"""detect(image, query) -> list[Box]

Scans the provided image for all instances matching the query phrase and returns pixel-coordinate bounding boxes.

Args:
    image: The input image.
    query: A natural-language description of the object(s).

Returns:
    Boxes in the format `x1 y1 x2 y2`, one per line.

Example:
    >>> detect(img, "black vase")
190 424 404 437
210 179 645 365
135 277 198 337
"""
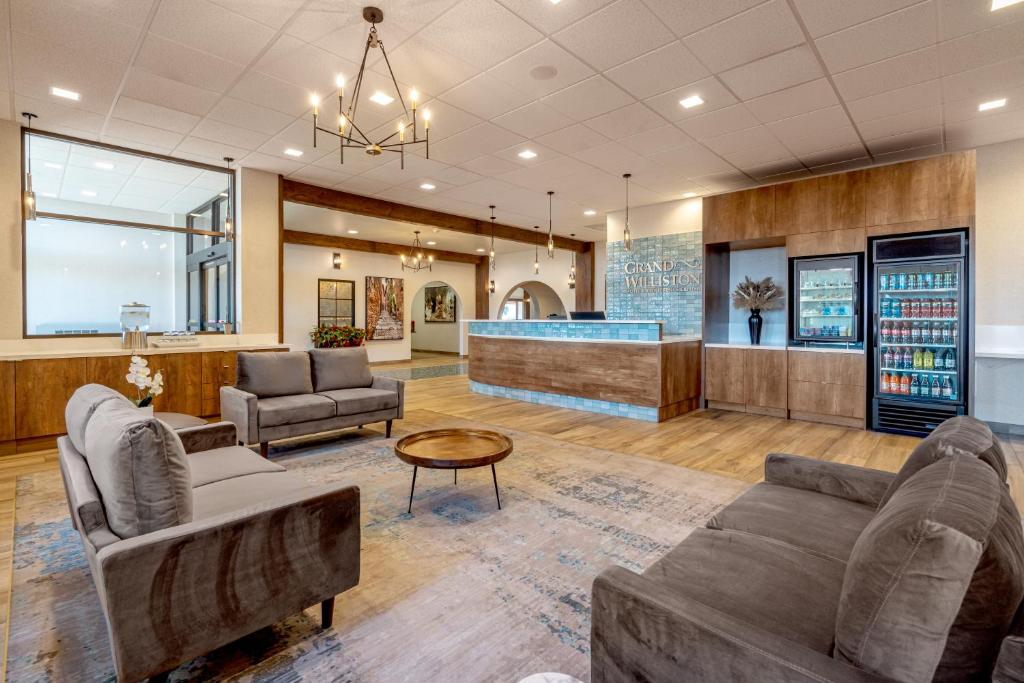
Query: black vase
748 309 763 345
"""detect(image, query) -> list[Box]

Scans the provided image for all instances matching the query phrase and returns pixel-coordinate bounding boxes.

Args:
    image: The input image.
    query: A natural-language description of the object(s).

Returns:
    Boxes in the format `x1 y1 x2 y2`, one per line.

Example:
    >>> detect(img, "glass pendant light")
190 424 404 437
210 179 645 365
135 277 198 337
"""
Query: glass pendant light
622 173 632 251
489 204 496 270
533 226 540 275
568 233 577 289
546 190 555 259
222 157 234 240
22 112 37 221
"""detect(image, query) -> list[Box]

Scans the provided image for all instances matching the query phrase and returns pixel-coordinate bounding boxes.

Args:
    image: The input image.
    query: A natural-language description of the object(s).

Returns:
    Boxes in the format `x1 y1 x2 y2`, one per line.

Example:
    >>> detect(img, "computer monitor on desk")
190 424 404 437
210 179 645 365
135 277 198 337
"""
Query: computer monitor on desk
569 311 607 321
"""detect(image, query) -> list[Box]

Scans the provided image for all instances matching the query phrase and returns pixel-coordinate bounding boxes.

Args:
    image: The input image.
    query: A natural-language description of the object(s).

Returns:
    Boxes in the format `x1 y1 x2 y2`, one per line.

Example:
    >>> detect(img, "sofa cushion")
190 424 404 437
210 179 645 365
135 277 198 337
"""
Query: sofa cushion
236 351 313 398
309 347 373 392
188 445 285 488
257 394 336 428
879 415 1007 508
83 401 193 539
644 527 847 654
835 451 1018 682
192 471 316 520
708 482 875 562
65 384 131 453
318 387 399 416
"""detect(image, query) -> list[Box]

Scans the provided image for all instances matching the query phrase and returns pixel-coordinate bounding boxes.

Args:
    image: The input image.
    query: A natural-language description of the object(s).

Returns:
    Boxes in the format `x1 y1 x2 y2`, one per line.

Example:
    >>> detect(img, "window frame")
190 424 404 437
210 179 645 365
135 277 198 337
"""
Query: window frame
20 128 237 338
317 278 356 328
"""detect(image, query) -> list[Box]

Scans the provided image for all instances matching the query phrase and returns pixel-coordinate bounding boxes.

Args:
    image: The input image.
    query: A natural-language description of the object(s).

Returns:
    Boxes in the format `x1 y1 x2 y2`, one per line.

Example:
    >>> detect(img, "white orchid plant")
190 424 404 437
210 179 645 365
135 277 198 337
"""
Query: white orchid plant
125 355 164 408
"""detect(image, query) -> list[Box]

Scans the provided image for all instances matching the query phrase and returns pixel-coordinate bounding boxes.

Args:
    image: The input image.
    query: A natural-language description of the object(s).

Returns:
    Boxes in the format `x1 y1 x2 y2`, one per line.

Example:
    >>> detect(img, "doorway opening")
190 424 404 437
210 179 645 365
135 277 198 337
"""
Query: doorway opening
498 281 567 320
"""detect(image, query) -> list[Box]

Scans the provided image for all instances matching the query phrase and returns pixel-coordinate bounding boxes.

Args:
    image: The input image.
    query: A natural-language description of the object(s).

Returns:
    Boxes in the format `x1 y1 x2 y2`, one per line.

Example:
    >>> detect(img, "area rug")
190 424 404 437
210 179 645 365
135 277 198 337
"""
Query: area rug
6 418 749 682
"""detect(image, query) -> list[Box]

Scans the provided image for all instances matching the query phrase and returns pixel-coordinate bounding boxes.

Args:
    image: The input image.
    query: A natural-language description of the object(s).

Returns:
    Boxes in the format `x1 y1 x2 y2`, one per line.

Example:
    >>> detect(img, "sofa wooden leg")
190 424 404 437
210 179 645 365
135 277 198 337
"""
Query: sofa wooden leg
259 441 269 458
148 671 171 683
321 596 335 629
386 419 393 438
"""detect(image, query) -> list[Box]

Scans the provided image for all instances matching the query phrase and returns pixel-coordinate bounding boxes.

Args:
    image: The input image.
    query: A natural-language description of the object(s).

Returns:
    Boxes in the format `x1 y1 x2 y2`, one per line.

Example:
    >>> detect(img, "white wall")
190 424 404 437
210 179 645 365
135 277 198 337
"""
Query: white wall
237 167 280 337
727 247 788 346
411 280 461 353
283 243 476 362
606 196 702 242
488 247 575 319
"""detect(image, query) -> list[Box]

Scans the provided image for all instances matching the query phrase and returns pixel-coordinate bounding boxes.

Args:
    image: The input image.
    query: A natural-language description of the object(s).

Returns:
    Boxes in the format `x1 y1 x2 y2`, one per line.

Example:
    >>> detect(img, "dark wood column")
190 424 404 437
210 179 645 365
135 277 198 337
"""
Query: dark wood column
475 260 490 319
575 242 596 311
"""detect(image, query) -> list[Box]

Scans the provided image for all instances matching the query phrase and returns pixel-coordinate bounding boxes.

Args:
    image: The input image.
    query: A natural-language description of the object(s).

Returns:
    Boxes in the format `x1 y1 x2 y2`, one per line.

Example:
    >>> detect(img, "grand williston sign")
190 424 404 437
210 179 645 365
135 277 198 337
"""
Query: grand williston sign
606 232 703 337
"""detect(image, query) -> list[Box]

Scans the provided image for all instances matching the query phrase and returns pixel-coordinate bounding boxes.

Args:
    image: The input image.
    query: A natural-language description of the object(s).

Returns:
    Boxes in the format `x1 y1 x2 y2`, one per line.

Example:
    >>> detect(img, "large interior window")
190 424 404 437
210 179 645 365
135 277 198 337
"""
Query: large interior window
22 131 234 336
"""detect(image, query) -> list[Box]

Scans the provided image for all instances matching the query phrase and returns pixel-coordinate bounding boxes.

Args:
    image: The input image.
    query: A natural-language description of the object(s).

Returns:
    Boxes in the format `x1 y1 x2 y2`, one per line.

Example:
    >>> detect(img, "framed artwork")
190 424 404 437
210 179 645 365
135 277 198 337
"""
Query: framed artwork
318 279 355 327
365 276 404 340
423 284 457 323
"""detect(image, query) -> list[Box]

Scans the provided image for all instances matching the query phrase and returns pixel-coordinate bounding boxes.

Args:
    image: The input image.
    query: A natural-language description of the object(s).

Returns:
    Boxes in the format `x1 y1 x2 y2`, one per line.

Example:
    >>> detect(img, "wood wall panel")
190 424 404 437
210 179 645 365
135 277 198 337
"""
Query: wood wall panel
789 381 866 419
703 186 776 243
660 341 703 406
0 363 14 441
468 336 662 406
475 261 490 319
774 179 822 235
704 347 746 404
575 243 595 312
15 358 87 439
745 349 787 410
865 152 975 226
788 351 865 386
821 170 867 231
786 228 866 258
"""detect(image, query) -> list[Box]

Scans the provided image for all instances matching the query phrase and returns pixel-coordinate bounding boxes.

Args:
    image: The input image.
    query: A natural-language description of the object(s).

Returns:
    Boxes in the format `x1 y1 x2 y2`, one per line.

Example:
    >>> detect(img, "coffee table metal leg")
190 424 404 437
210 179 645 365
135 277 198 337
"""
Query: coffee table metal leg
491 463 501 510
454 469 457 485
407 466 418 514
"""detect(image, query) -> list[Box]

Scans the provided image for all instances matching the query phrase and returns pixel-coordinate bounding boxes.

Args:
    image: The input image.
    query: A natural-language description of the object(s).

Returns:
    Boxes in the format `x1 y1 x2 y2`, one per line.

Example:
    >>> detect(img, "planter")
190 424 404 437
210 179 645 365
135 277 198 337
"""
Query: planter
747 309 763 345
137 405 154 416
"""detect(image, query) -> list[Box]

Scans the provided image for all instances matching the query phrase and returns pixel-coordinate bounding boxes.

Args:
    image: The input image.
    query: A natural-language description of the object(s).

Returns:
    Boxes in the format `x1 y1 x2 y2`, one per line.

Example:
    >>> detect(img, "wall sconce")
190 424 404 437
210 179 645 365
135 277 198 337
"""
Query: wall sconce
488 280 495 294
332 252 342 269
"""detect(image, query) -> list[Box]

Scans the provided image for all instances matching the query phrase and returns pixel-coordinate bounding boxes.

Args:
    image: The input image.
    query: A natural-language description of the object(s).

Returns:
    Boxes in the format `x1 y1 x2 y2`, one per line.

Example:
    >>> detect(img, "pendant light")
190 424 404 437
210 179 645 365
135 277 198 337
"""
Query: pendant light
488 204 496 270
22 112 37 221
622 172 632 251
401 230 433 272
222 157 234 241
568 233 577 289
533 226 540 275
546 190 555 259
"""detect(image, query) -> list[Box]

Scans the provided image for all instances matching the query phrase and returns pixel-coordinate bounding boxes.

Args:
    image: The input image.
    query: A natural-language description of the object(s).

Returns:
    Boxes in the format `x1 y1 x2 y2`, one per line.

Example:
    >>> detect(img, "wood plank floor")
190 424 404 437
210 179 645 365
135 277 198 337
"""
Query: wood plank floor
1 370 1022 679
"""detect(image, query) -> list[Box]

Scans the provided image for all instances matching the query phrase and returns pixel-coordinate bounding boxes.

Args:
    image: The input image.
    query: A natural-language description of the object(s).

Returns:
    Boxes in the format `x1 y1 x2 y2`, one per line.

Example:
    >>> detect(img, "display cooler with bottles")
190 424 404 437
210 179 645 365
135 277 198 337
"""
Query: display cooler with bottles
869 230 969 436
789 253 864 346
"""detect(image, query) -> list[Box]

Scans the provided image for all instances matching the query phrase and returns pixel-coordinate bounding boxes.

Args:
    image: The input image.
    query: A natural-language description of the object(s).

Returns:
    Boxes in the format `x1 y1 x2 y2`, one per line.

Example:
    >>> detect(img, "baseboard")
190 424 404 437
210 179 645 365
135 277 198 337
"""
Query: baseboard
986 420 1024 437
789 410 865 430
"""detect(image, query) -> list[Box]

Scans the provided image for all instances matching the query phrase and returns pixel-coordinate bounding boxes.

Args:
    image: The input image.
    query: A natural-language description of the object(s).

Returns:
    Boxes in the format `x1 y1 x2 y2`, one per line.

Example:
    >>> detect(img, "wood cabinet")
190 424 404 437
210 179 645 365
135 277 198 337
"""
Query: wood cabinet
86 353 202 416
786 228 866 258
15 358 87 439
704 346 746 404
704 346 787 416
746 349 788 412
775 171 867 236
0 362 14 442
865 151 974 227
788 350 866 428
201 351 238 417
703 186 776 243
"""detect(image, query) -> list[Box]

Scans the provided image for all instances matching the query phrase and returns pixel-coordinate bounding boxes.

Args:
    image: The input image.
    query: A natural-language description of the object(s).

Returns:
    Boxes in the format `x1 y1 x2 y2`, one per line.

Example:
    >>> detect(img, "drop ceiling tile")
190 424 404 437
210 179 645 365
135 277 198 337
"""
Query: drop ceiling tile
11 31 125 115
643 142 736 177
939 18 1024 76
459 154 522 176
312 19 403 67
814 2 937 74
694 170 752 192
499 156 597 191
440 72 534 120
11 0 146 65
940 56 1024 102
937 0 1024 40
118 176 187 199
104 119 185 150
745 158 805 179
703 125 783 157
554 0 675 71
209 0 304 29
262 119 339 156
946 115 1024 150
205 97 294 136
492 140 561 165
536 123 611 155
418 0 543 70
407 98 482 143
150 0 276 65
111 97 201 135
746 79 840 123
569 140 654 175
873 142 945 162
644 77 738 122
865 127 943 154
582 101 666 138
944 84 1024 124
229 71 313 117
13 94 107 135
255 35 359 95
371 35 479 98
846 79 941 123
808 157 874 174
426 122 526 165
621 124 694 157
791 0 923 38
643 0 766 38
857 105 942 139
359 154 451 183
718 138 793 167
768 105 853 141
488 39 594 98
719 45 823 100
677 104 761 140
495 0 618 34
683 0 804 73
781 125 863 156
798 143 869 168
135 34 244 93
433 164 485 186
286 4 379 45
238 151 306 175
604 41 710 100
541 76 634 121
177 136 252 162
135 157 203 184
493 101 575 138
191 118 271 150
123 69 221 117
831 46 939 101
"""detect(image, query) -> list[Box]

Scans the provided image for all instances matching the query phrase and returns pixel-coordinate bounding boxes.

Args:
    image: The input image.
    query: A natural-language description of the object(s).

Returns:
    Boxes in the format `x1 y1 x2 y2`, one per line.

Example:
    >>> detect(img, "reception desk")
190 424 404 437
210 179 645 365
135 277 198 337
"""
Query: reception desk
467 320 701 422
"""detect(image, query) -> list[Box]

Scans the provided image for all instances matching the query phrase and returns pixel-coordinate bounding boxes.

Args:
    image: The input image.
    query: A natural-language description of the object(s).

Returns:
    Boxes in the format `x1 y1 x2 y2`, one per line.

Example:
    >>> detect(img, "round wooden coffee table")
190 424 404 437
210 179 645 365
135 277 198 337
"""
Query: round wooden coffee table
394 428 513 513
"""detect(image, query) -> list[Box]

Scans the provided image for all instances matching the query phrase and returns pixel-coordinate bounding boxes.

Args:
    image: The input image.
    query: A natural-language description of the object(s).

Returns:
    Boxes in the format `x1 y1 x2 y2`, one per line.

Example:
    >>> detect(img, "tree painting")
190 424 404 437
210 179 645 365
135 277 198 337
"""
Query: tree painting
365 276 404 340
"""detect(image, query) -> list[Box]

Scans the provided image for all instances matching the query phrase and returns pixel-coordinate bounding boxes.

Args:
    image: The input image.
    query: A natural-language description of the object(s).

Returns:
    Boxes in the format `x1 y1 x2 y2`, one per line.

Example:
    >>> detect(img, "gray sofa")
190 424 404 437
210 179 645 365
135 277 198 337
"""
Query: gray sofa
220 348 404 457
592 416 1024 683
59 384 361 682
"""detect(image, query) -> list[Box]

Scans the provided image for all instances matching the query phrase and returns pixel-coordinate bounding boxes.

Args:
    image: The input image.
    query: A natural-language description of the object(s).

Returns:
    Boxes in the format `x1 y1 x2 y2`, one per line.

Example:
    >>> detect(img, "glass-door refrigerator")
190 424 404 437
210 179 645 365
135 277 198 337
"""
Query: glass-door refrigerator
869 230 969 436
790 254 864 346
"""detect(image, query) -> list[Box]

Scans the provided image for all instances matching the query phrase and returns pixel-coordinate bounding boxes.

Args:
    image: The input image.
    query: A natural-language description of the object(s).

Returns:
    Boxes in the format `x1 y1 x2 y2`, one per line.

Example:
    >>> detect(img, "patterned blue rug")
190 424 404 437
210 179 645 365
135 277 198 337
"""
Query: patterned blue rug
6 418 747 682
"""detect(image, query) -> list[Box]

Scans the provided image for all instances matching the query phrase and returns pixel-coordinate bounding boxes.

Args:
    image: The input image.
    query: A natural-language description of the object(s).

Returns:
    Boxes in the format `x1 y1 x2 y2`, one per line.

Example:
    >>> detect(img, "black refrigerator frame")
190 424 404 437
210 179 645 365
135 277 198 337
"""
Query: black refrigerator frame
789 252 865 346
867 229 969 436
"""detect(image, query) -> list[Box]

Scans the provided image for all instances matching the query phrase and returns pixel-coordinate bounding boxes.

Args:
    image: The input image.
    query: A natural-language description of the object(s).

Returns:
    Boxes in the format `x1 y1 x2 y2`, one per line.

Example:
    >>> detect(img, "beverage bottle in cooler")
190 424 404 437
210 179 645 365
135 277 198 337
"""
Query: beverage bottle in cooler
945 349 956 371
881 297 891 318
911 323 922 344
903 347 913 369
942 376 952 400
922 322 932 344
909 273 919 290
880 273 889 290
924 271 934 289
920 298 932 318
911 299 921 318
901 299 911 317
901 374 911 395
880 371 890 393
901 322 911 344
898 272 907 290
923 348 934 370
942 299 953 318
951 322 958 344
910 374 920 397
933 322 943 345
948 377 958 401
913 347 923 369
949 271 958 288
931 376 941 398
950 299 958 319
883 348 893 368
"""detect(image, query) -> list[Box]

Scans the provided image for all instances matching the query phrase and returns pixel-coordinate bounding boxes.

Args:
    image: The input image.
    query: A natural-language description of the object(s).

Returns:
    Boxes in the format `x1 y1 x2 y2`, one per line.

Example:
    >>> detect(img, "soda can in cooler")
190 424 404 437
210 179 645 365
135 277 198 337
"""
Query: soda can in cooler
880 273 889 290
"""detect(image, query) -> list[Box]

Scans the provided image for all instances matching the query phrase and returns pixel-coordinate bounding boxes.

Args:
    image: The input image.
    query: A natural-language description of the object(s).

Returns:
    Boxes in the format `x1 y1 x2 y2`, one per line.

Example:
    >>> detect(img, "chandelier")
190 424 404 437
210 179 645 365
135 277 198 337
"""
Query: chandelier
622 173 633 251
400 230 433 272
309 7 431 168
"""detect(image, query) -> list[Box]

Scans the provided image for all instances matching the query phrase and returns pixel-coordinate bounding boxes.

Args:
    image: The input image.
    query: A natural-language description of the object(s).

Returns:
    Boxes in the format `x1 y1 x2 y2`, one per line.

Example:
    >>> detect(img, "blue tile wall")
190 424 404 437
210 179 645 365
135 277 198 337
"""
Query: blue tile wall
606 232 703 336
468 320 662 341
470 381 660 422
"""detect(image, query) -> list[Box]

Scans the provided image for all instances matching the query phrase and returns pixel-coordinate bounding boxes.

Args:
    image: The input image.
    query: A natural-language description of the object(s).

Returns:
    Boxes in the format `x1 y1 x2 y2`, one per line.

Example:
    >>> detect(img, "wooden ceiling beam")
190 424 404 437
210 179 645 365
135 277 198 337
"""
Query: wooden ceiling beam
282 177 590 253
283 229 486 265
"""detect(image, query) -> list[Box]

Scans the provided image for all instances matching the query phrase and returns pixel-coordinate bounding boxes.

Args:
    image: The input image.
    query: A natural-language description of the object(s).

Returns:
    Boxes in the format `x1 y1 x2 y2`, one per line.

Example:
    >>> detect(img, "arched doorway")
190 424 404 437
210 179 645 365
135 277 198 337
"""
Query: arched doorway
498 281 567 320
411 280 461 354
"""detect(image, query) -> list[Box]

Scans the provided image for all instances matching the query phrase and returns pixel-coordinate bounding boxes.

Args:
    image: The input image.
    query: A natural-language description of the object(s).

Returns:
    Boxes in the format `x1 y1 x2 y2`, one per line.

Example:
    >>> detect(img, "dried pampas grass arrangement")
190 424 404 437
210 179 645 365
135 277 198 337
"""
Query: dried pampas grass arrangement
732 276 785 311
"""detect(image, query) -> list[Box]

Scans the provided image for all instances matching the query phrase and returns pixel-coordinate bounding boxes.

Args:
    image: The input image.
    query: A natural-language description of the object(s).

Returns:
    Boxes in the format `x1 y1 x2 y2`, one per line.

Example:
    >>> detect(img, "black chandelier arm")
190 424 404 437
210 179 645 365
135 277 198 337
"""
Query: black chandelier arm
377 41 411 119
346 31 375 136
379 138 426 150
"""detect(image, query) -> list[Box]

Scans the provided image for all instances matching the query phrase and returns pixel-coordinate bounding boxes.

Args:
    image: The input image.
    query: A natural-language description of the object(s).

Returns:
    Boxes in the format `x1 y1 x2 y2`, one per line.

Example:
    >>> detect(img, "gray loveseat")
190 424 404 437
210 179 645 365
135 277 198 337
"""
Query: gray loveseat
58 384 361 682
220 347 404 457
592 416 1024 682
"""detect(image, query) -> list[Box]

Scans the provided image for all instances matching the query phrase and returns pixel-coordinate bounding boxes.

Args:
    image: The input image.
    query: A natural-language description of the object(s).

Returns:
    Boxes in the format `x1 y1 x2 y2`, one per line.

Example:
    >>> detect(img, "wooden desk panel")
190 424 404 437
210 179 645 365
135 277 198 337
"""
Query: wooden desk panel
0 363 14 442
15 358 87 439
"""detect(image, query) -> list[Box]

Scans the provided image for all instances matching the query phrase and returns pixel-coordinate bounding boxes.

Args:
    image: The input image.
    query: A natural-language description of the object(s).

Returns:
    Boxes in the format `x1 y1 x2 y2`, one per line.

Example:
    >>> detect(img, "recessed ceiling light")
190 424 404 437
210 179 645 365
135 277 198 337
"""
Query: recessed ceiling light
682 192 697 198
284 148 303 157
426 240 437 245
679 95 704 109
992 0 1023 10
583 209 597 216
518 149 537 159
347 229 359 234
94 161 114 170
43 162 63 170
50 86 80 101
369 91 394 106
978 98 1007 111
81 190 97 197
476 248 486 252
419 182 436 190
